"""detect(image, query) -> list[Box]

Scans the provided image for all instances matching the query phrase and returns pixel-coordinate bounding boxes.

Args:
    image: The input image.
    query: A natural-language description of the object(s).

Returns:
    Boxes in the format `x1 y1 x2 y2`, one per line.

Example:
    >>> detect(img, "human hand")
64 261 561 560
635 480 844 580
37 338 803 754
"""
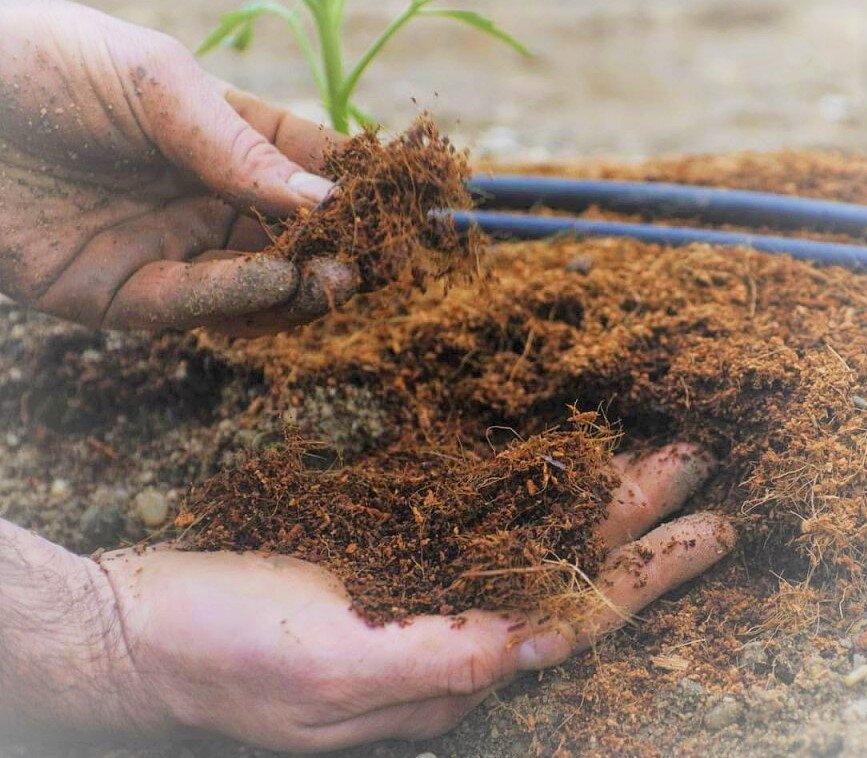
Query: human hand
95 443 734 752
0 0 355 334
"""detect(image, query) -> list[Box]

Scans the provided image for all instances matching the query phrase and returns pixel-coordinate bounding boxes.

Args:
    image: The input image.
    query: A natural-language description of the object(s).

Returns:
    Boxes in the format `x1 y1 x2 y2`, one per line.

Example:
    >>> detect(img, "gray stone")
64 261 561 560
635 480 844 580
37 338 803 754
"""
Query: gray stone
679 678 706 697
704 697 744 731
80 503 125 550
133 488 170 528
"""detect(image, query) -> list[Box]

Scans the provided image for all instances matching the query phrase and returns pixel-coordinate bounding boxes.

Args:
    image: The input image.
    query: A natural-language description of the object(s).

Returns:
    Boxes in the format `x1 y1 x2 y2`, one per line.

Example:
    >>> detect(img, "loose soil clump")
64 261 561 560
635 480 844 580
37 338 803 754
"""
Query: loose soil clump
270 117 481 292
181 411 617 623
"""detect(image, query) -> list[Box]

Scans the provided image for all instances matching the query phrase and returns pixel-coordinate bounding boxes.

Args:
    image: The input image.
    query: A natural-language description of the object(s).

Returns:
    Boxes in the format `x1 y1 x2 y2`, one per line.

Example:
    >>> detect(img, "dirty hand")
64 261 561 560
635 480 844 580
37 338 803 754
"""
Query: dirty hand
80 444 732 752
0 0 355 334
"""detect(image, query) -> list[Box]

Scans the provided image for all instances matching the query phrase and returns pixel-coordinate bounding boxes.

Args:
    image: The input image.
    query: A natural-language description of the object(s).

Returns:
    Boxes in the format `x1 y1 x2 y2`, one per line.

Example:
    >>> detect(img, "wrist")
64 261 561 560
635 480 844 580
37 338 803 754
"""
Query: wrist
0 519 170 738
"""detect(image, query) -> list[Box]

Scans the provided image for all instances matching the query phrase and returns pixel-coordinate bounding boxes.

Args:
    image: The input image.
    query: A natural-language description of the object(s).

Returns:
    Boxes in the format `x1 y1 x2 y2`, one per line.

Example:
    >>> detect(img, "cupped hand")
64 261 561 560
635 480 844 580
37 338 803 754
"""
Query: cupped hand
0 0 356 334
99 443 735 753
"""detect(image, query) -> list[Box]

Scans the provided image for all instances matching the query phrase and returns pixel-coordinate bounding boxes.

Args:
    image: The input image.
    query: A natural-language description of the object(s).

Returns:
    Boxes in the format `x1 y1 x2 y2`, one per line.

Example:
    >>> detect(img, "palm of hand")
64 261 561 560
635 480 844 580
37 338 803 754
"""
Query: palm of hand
100 444 733 752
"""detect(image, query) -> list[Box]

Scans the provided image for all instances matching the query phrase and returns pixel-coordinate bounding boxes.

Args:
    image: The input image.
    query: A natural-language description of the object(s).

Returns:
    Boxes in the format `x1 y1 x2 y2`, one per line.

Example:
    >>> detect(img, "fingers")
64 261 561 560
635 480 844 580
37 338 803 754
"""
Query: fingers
358 608 571 711
130 42 334 216
36 197 238 328
599 444 716 547
203 258 359 337
100 254 300 330
224 87 345 175
572 513 736 652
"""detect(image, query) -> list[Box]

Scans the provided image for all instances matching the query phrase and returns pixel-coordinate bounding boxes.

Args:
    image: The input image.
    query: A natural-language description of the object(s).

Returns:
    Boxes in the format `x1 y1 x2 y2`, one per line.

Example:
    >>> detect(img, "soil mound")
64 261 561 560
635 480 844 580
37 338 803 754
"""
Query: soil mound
180 150 866 632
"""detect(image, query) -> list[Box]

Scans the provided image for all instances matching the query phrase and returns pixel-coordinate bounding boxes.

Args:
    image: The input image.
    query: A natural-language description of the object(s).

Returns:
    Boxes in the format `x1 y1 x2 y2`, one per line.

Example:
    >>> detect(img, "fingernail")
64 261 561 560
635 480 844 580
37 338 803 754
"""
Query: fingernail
287 171 336 205
516 626 574 671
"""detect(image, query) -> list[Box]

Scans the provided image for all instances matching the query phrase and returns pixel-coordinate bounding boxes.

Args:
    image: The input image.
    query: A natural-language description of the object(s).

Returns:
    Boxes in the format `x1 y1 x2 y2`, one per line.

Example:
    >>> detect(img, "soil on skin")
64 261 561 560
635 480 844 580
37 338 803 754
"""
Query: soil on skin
3 150 867 757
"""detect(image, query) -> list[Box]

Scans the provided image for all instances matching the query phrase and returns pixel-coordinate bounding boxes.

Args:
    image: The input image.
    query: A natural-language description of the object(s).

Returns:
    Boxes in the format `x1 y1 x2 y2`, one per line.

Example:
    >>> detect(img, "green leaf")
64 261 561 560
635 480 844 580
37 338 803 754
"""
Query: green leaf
348 102 378 130
196 10 254 56
199 2 327 100
230 19 255 51
418 9 532 57
339 0 437 103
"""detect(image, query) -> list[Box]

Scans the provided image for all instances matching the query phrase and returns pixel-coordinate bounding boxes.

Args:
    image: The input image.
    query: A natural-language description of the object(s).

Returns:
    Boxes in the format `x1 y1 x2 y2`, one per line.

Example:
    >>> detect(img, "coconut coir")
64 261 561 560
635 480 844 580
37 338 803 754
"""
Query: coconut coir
268 117 481 292
180 149 867 631
180 411 618 624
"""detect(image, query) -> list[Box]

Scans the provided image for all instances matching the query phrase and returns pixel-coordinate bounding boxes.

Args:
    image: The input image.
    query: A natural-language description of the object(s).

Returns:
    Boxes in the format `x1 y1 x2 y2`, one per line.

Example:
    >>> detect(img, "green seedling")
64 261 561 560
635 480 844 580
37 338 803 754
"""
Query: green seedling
198 0 530 134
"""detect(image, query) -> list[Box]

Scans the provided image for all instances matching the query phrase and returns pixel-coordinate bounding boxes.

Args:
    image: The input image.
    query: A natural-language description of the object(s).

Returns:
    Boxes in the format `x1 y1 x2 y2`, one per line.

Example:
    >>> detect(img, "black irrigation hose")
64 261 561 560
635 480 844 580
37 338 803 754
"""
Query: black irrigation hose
446 210 867 268
468 176 867 237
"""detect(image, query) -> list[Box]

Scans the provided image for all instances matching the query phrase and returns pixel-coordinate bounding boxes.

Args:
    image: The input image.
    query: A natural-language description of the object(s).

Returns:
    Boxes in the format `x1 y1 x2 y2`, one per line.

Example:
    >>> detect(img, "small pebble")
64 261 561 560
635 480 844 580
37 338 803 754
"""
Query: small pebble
134 488 170 528
80 503 125 549
565 254 593 274
854 395 867 410
704 697 744 730
844 664 867 687
415 753 438 758
50 478 70 497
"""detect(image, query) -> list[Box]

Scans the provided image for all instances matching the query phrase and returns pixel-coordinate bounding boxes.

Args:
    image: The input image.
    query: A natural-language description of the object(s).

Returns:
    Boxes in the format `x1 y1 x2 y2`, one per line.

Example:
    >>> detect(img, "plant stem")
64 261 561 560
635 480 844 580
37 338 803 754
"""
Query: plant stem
315 1 349 133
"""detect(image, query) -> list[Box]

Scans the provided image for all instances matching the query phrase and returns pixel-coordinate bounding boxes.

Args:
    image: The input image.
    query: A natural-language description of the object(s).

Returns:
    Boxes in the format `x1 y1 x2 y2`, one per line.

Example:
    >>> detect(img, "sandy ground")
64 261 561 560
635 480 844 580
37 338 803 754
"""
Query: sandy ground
87 0 867 161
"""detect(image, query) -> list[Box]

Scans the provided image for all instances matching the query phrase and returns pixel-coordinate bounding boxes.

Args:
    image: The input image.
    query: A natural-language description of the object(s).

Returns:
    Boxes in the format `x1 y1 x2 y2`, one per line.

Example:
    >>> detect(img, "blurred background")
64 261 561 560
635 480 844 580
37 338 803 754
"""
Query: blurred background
89 0 867 161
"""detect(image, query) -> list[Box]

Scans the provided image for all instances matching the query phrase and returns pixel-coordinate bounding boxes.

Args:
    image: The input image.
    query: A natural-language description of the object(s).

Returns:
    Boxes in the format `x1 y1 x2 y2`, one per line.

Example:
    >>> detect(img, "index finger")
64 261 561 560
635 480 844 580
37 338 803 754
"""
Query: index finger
224 86 345 174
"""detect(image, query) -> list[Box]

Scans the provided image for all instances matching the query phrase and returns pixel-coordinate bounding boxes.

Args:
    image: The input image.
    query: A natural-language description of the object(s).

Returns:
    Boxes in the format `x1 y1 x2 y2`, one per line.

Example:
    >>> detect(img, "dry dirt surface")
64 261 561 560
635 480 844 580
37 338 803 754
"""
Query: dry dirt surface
2 149 867 758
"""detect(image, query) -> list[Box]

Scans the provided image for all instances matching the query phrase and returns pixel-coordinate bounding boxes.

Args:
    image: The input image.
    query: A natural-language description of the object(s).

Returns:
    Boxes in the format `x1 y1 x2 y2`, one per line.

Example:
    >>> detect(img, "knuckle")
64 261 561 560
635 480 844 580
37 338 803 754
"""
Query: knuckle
442 649 500 696
236 135 282 175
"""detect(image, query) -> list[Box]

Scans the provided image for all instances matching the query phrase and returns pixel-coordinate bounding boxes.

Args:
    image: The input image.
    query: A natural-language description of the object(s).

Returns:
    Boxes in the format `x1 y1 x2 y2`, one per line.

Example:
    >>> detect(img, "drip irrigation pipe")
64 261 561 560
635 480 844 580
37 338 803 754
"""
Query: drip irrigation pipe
468 176 867 237
445 210 867 268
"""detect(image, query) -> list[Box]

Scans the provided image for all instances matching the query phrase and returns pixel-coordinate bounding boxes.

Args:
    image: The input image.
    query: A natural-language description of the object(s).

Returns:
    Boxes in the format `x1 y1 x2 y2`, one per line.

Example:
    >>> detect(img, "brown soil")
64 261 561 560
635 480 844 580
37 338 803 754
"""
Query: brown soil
181 146 867 630
4 150 867 757
271 118 480 292
180 410 616 623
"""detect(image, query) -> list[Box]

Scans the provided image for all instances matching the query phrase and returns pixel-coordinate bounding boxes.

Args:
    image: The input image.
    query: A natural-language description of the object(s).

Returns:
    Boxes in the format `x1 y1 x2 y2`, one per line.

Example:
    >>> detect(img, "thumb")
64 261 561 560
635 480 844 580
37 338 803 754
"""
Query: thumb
125 37 334 216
